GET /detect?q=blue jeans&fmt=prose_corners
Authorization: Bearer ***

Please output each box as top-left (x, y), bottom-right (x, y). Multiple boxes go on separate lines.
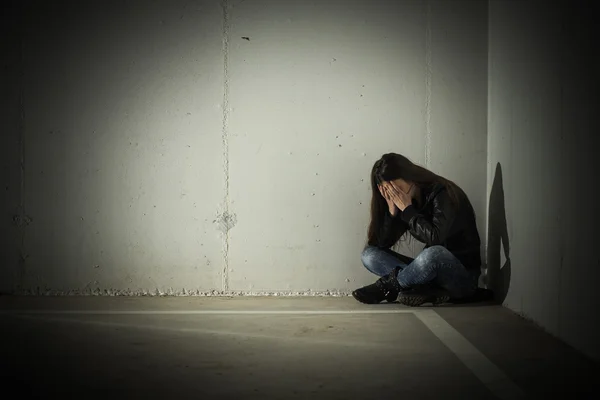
top-left (361, 245), bottom-right (478, 299)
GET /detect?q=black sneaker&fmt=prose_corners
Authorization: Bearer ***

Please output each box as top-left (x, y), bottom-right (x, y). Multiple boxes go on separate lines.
top-left (396, 285), bottom-right (451, 307)
top-left (352, 267), bottom-right (402, 304)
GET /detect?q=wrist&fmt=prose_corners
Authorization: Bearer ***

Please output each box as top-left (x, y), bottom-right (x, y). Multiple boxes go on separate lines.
top-left (400, 204), bottom-right (418, 223)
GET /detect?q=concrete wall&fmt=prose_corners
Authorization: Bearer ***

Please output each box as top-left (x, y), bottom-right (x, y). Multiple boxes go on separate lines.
top-left (9, 0), bottom-right (488, 295)
top-left (0, 1), bottom-right (23, 294)
top-left (19, 0), bottom-right (225, 294)
top-left (487, 0), bottom-right (599, 361)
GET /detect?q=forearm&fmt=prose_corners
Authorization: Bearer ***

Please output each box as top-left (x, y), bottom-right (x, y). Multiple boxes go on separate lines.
top-left (400, 204), bottom-right (451, 246)
top-left (377, 211), bottom-right (406, 248)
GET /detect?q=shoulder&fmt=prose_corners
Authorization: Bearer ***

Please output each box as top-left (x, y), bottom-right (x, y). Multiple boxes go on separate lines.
top-left (429, 184), bottom-right (457, 210)
top-left (427, 183), bottom-right (447, 200)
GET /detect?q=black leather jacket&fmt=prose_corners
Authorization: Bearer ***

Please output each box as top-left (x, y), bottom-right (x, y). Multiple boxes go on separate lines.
top-left (377, 183), bottom-right (482, 271)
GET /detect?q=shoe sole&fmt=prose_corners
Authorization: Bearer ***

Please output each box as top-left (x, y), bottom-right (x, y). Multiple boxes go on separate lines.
top-left (397, 293), bottom-right (450, 307)
top-left (352, 290), bottom-right (398, 304)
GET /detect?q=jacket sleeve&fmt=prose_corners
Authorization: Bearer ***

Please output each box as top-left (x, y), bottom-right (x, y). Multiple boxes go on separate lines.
top-left (400, 188), bottom-right (456, 246)
top-left (377, 212), bottom-right (409, 248)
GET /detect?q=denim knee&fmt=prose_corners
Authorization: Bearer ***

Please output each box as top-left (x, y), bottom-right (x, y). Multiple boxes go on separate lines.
top-left (411, 245), bottom-right (450, 269)
top-left (419, 245), bottom-right (451, 260)
top-left (361, 246), bottom-right (379, 271)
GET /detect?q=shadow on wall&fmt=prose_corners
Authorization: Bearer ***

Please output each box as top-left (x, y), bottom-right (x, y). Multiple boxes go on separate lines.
top-left (484, 162), bottom-right (511, 304)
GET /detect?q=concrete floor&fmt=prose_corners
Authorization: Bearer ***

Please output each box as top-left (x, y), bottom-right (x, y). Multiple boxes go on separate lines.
top-left (1, 297), bottom-right (597, 399)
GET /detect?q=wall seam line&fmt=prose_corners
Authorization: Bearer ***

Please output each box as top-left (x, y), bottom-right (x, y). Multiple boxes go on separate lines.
top-left (424, 0), bottom-right (432, 169)
top-left (17, 6), bottom-right (26, 293)
top-left (556, 17), bottom-right (565, 339)
top-left (221, 0), bottom-right (231, 292)
top-left (485, 0), bottom-right (492, 287)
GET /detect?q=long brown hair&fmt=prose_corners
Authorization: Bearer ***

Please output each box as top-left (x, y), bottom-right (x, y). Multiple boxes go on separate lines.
top-left (367, 153), bottom-right (463, 246)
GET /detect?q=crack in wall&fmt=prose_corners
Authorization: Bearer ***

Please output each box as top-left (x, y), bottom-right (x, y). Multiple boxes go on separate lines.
top-left (221, 0), bottom-right (231, 292)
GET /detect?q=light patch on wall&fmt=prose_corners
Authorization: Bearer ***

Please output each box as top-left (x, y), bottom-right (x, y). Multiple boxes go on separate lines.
top-left (214, 210), bottom-right (237, 235)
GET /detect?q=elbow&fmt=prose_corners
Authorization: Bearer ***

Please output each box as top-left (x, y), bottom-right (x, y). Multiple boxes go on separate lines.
top-left (375, 240), bottom-right (389, 249)
top-left (427, 238), bottom-right (441, 247)
top-left (427, 231), bottom-right (446, 247)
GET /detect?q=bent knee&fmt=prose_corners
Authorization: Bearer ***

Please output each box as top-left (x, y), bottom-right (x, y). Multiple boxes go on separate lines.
top-left (361, 246), bottom-right (380, 269)
top-left (421, 245), bottom-right (449, 256)
top-left (418, 245), bottom-right (454, 263)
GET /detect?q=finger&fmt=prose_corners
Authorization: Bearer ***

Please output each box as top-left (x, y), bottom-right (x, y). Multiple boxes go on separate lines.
top-left (385, 187), bottom-right (395, 201)
top-left (383, 186), bottom-right (392, 200)
top-left (386, 184), bottom-right (397, 196)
